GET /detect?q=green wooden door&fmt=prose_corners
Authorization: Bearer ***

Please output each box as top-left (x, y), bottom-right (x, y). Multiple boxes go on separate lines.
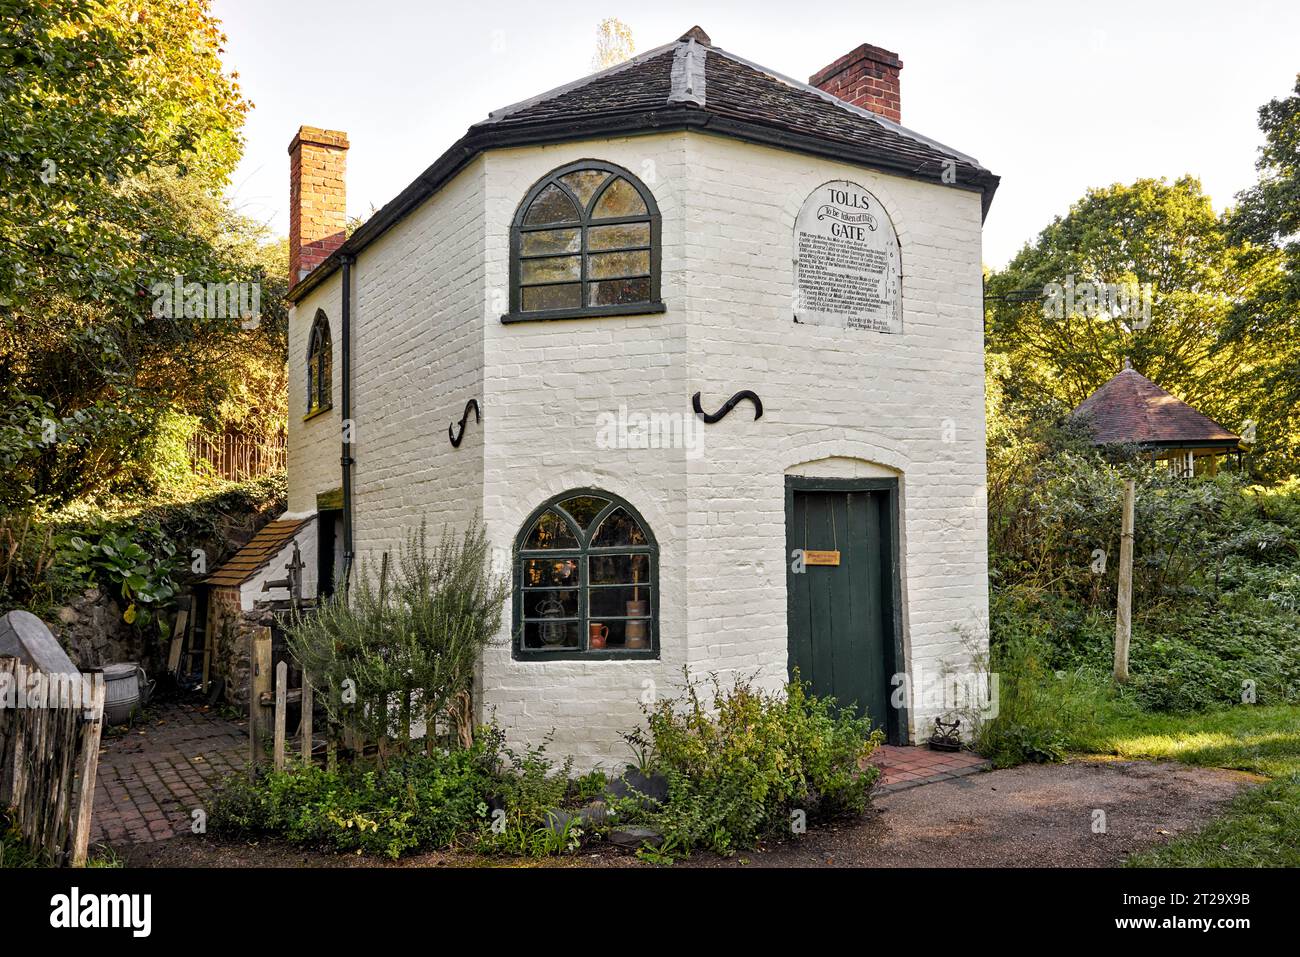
top-left (786, 483), bottom-right (897, 737)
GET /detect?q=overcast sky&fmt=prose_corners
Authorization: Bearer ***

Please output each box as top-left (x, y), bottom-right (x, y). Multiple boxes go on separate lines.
top-left (213, 0), bottom-right (1299, 268)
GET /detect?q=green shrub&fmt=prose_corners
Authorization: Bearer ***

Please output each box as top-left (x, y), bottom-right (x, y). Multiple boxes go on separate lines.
top-left (629, 673), bottom-right (882, 857)
top-left (210, 743), bottom-right (499, 859)
top-left (63, 526), bottom-right (181, 636)
top-left (975, 613), bottom-right (1104, 767)
top-left (284, 518), bottom-right (509, 752)
top-left (472, 728), bottom-right (583, 857)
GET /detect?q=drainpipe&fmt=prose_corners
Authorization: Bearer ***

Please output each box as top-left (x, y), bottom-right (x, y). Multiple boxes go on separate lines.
top-left (340, 254), bottom-right (355, 593)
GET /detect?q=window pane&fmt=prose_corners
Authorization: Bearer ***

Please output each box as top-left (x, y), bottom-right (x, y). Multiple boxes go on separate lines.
top-left (522, 228), bottom-right (580, 255)
top-left (521, 588), bottom-right (580, 620)
top-left (524, 184), bottom-right (580, 226)
top-left (557, 495), bottom-right (609, 530)
top-left (587, 250), bottom-right (649, 281)
top-left (521, 255), bottom-right (580, 284)
top-left (558, 170), bottom-right (609, 211)
top-left (522, 557), bottom-right (579, 588)
top-left (589, 619), bottom-right (650, 650)
top-left (523, 619), bottom-right (581, 651)
top-left (592, 177), bottom-right (647, 219)
top-left (522, 283), bottom-right (581, 312)
top-left (588, 223), bottom-right (650, 251)
top-left (589, 552), bottom-right (650, 585)
top-left (591, 507), bottom-right (647, 546)
top-left (523, 510), bottom-right (578, 549)
top-left (588, 585), bottom-right (652, 618)
top-left (588, 277), bottom-right (652, 306)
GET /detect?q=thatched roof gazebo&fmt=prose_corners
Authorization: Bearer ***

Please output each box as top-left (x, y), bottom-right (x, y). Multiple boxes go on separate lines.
top-left (1071, 360), bottom-right (1241, 477)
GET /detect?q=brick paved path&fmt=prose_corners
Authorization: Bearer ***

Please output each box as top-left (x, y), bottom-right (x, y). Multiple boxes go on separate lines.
top-left (871, 744), bottom-right (989, 792)
top-left (91, 700), bottom-right (248, 846)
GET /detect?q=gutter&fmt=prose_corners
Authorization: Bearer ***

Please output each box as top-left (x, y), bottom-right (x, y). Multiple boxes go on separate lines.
top-left (287, 108), bottom-right (999, 304)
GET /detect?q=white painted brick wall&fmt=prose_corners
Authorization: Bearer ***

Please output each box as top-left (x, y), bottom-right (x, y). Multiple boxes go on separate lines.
top-left (286, 130), bottom-right (990, 771)
top-left (287, 280), bottom-right (342, 516)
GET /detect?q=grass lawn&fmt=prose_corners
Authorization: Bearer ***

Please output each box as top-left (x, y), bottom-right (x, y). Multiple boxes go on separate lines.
top-left (1068, 701), bottom-right (1300, 867)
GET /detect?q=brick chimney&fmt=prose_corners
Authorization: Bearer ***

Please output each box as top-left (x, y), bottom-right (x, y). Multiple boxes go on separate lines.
top-left (809, 44), bottom-right (903, 123)
top-left (288, 126), bottom-right (349, 285)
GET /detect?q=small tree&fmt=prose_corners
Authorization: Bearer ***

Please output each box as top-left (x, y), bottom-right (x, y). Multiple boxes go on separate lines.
top-left (285, 519), bottom-right (508, 757)
top-left (592, 17), bottom-right (634, 70)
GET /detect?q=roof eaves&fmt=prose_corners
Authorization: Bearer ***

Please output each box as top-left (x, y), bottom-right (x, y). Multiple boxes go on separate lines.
top-left (287, 44), bottom-right (1001, 303)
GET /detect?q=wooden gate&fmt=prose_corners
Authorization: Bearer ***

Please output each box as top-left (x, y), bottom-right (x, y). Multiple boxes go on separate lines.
top-left (0, 659), bottom-right (105, 865)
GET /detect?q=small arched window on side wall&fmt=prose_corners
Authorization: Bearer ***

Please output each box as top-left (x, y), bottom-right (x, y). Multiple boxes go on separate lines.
top-left (514, 490), bottom-right (658, 660)
top-left (505, 160), bottom-right (664, 323)
top-left (306, 310), bottom-right (332, 417)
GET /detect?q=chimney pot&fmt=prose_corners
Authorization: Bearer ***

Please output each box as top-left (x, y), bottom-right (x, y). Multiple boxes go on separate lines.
top-left (810, 44), bottom-right (903, 123)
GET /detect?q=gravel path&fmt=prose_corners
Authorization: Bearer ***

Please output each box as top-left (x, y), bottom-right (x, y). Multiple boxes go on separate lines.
top-left (121, 758), bottom-right (1262, 868)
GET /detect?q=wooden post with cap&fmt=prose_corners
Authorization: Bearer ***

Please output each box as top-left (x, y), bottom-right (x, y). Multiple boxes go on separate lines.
top-left (1114, 478), bottom-right (1136, 682)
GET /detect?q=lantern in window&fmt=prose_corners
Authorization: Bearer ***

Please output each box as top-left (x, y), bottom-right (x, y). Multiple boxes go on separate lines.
top-left (536, 596), bottom-right (567, 646)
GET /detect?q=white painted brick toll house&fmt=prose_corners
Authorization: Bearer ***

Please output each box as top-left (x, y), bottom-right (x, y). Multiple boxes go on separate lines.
top-left (275, 28), bottom-right (999, 769)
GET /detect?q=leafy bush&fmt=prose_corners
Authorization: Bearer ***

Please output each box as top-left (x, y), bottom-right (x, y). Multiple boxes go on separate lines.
top-left (976, 604), bottom-right (1104, 767)
top-left (285, 518), bottom-right (508, 751)
top-left (627, 674), bottom-right (882, 856)
top-left (0, 474), bottom-right (286, 619)
top-left (472, 727), bottom-right (582, 856)
top-left (984, 396), bottom-right (1300, 730)
top-left (64, 526), bottom-right (180, 636)
top-left (210, 743), bottom-right (499, 859)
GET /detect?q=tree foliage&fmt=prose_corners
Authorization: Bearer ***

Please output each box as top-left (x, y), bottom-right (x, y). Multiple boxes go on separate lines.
top-left (986, 176), bottom-right (1296, 479)
top-left (1227, 73), bottom-right (1300, 478)
top-left (0, 0), bottom-right (286, 511)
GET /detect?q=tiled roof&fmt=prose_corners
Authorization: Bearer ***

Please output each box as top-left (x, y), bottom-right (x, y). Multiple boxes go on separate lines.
top-left (479, 34), bottom-right (992, 190)
top-left (204, 518), bottom-right (311, 588)
top-left (289, 27), bottom-right (998, 302)
top-left (1072, 367), bottom-right (1240, 447)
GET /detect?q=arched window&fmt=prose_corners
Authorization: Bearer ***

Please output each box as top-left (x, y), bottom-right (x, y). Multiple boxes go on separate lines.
top-left (506, 160), bottom-right (663, 322)
top-left (514, 490), bottom-right (658, 659)
top-left (306, 311), bottom-right (332, 416)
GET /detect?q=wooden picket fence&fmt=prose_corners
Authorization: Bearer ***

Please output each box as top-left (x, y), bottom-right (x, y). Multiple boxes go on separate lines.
top-left (187, 430), bottom-right (286, 482)
top-left (0, 659), bottom-right (105, 866)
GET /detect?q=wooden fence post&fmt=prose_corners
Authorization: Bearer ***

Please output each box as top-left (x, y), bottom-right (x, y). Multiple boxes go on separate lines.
top-left (248, 628), bottom-right (273, 776)
top-left (300, 675), bottom-right (313, 766)
top-left (1114, 478), bottom-right (1136, 683)
top-left (70, 675), bottom-right (105, 867)
top-left (273, 661), bottom-right (287, 771)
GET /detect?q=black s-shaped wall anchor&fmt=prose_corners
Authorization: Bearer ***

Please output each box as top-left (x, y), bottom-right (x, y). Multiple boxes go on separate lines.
top-left (449, 399), bottom-right (480, 447)
top-left (691, 390), bottom-right (763, 424)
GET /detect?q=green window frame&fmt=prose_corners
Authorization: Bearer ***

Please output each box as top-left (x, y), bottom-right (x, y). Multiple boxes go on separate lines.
top-left (513, 489), bottom-right (659, 660)
top-left (305, 310), bottom-right (332, 418)
top-left (504, 160), bottom-right (664, 324)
